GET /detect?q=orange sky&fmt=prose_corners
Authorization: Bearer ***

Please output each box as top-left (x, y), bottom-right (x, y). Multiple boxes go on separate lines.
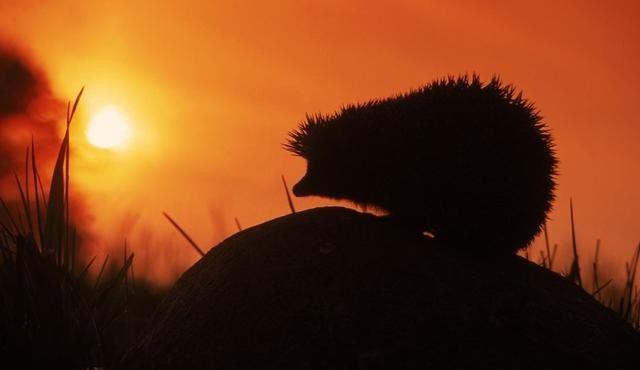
top-left (1, 0), bottom-right (638, 285)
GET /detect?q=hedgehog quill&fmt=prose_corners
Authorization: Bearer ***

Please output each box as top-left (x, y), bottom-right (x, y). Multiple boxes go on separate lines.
top-left (285, 75), bottom-right (557, 255)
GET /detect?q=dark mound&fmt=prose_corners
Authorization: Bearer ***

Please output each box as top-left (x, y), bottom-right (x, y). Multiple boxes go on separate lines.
top-left (119, 207), bottom-right (639, 370)
top-left (286, 75), bottom-right (557, 254)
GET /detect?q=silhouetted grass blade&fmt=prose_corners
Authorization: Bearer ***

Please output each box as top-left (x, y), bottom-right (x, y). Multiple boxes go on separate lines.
top-left (281, 175), bottom-right (296, 214)
top-left (567, 198), bottom-right (582, 287)
top-left (163, 212), bottom-right (205, 257)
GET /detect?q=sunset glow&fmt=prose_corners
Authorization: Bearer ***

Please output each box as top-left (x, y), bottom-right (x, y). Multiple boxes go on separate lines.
top-left (2, 3), bottom-right (640, 368)
top-left (0, 1), bottom-right (638, 286)
top-left (86, 105), bottom-right (131, 149)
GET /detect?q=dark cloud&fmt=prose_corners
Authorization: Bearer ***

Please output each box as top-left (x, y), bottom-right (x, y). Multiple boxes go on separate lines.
top-left (0, 44), bottom-right (64, 192)
top-left (0, 48), bottom-right (39, 116)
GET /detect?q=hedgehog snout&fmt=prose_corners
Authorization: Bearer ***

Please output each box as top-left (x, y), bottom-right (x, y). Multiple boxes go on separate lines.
top-left (292, 173), bottom-right (314, 197)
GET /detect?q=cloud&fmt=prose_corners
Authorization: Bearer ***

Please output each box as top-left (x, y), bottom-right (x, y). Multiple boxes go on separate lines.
top-left (0, 48), bottom-right (40, 116)
top-left (0, 43), bottom-right (64, 194)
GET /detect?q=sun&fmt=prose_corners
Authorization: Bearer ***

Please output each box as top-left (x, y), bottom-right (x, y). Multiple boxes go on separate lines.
top-left (86, 105), bottom-right (132, 149)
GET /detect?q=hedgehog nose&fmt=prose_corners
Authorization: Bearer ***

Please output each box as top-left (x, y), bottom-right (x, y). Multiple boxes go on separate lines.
top-left (292, 174), bottom-right (313, 197)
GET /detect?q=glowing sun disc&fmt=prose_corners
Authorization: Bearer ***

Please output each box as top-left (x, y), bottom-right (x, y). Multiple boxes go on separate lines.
top-left (86, 106), bottom-right (131, 149)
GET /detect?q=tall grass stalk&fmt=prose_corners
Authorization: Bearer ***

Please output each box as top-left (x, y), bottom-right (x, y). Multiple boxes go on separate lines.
top-left (162, 211), bottom-right (205, 257)
top-left (281, 174), bottom-right (296, 213)
top-left (567, 198), bottom-right (583, 287)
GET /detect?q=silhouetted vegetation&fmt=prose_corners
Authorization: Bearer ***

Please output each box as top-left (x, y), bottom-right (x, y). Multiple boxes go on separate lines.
top-left (530, 203), bottom-right (640, 329)
top-left (0, 90), bottom-right (162, 370)
top-left (0, 89), bottom-right (637, 370)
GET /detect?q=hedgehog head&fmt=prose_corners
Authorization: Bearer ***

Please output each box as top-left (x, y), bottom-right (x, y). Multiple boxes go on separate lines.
top-left (285, 112), bottom-right (377, 205)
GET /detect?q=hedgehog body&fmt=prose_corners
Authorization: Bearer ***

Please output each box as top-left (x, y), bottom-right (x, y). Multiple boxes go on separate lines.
top-left (285, 75), bottom-right (557, 254)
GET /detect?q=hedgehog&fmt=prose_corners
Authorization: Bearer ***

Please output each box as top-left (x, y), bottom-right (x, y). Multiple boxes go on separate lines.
top-left (284, 75), bottom-right (557, 255)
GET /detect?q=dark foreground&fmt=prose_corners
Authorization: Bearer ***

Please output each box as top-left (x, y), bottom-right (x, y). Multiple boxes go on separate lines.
top-left (119, 207), bottom-right (640, 370)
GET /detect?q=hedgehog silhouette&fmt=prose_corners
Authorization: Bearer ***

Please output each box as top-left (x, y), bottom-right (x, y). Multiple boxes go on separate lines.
top-left (285, 75), bottom-right (557, 254)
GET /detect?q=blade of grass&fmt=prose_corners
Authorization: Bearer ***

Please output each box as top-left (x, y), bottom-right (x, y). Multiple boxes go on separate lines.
top-left (94, 255), bottom-right (110, 290)
top-left (64, 94), bottom-right (72, 273)
top-left (537, 250), bottom-right (545, 266)
top-left (234, 217), bottom-right (242, 232)
top-left (43, 124), bottom-right (66, 261)
top-left (36, 169), bottom-right (47, 208)
top-left (568, 198), bottom-right (582, 287)
top-left (592, 279), bottom-right (613, 297)
top-left (14, 171), bottom-right (32, 235)
top-left (592, 239), bottom-right (601, 299)
top-left (78, 255), bottom-right (97, 282)
top-left (543, 222), bottom-right (552, 269)
top-left (123, 241), bottom-right (130, 313)
top-left (127, 240), bottom-right (135, 287)
top-left (0, 198), bottom-right (19, 236)
top-left (621, 243), bottom-right (640, 320)
top-left (9, 171), bottom-right (30, 236)
top-left (68, 87), bottom-right (84, 124)
top-left (70, 226), bottom-right (77, 276)
top-left (0, 214), bottom-right (15, 238)
top-left (281, 175), bottom-right (296, 214)
top-left (15, 210), bottom-right (26, 236)
top-left (162, 212), bottom-right (205, 257)
top-left (24, 148), bottom-right (33, 234)
top-left (93, 252), bottom-right (134, 309)
top-left (31, 138), bottom-right (45, 248)
top-left (44, 87), bottom-right (82, 264)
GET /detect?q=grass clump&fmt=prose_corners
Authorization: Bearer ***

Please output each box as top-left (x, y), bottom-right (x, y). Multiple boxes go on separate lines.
top-left (0, 89), bottom-right (148, 370)
top-left (530, 199), bottom-right (640, 330)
